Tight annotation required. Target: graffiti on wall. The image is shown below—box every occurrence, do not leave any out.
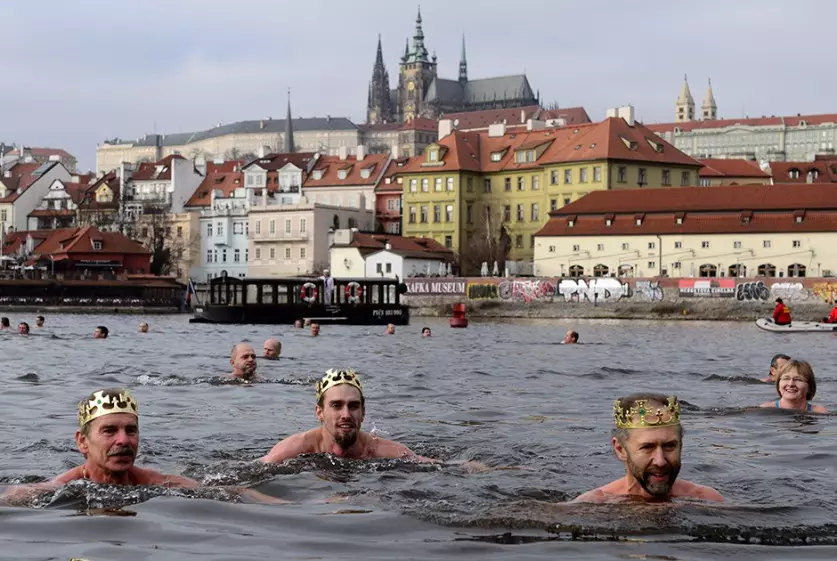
[498,279,557,303]
[735,281,770,302]
[680,279,736,298]
[634,280,664,302]
[770,282,810,302]
[467,282,499,300]
[557,278,630,303]
[812,283,837,303]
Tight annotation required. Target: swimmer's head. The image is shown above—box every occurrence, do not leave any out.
[1,317,9,328]
[315,368,364,408]
[35,315,44,327]
[76,388,139,471]
[18,322,29,335]
[263,338,281,359]
[386,324,395,335]
[768,353,790,381]
[94,326,109,339]
[421,327,431,337]
[563,330,579,344]
[138,322,149,333]
[775,359,816,401]
[230,343,257,379]
[310,322,320,336]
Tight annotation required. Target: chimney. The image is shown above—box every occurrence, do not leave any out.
[606,107,618,119]
[438,119,454,138]
[385,242,392,250]
[338,146,348,160]
[618,105,636,126]
[488,123,506,137]
[391,145,401,159]
[356,145,366,161]
[526,119,545,131]
[520,109,526,124]
[261,187,267,206]
[259,120,265,130]
[807,170,815,184]
[258,145,265,158]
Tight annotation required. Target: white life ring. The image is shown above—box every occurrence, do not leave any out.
[302,282,318,304]
[345,281,363,304]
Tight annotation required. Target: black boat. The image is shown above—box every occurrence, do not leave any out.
[189,275,410,325]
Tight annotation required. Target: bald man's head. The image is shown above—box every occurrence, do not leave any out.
[263,338,282,359]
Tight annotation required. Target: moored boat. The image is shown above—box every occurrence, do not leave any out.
[189,275,409,325]
[755,318,837,333]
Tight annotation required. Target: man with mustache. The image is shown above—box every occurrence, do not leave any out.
[573,393,723,503]
[259,369,433,463]
[230,343,258,380]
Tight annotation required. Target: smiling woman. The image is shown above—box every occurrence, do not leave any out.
[760,359,828,413]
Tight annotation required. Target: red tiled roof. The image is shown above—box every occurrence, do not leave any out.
[699,158,770,178]
[303,154,389,188]
[375,158,409,193]
[1,230,51,255]
[31,226,150,256]
[646,113,837,134]
[28,209,75,218]
[0,162,42,202]
[768,158,837,184]
[401,118,438,132]
[343,232,454,260]
[440,105,591,131]
[185,161,244,207]
[242,152,315,172]
[130,154,186,181]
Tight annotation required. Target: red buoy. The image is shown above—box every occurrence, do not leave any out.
[450,303,469,328]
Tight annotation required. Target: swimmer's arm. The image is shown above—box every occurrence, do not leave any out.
[758,401,775,408]
[259,432,309,464]
[569,489,607,503]
[0,480,61,505]
[812,404,829,414]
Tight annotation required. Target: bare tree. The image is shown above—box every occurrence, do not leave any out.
[134,209,198,277]
[460,203,511,276]
[224,147,242,161]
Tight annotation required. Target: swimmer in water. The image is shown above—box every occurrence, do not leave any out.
[310,322,320,337]
[260,369,435,463]
[1,389,285,504]
[18,322,30,335]
[294,320,303,328]
[385,324,395,335]
[138,322,149,333]
[762,353,790,383]
[35,315,44,328]
[421,327,431,337]
[230,343,258,380]
[93,326,109,339]
[760,359,827,413]
[573,393,724,503]
[0,317,9,330]
[263,338,281,359]
[562,330,579,344]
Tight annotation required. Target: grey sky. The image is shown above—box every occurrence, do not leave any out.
[3,0,833,170]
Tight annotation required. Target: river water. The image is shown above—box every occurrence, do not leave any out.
[0,313,836,560]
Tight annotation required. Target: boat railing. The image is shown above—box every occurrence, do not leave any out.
[206,277,403,306]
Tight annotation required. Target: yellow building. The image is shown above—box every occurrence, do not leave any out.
[397,109,702,274]
[533,183,837,278]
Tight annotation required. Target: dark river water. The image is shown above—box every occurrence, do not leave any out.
[1,313,836,560]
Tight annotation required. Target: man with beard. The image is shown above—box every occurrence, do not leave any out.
[573,393,723,503]
[259,369,433,463]
[230,343,258,380]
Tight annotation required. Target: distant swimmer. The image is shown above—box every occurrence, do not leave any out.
[263,338,282,359]
[760,359,827,413]
[562,330,579,344]
[18,322,30,335]
[310,322,320,337]
[260,369,435,463]
[304,318,312,327]
[762,353,790,383]
[230,343,258,380]
[294,320,303,328]
[421,327,432,337]
[385,324,395,335]
[35,315,44,328]
[772,298,792,326]
[0,317,9,330]
[573,394,724,503]
[138,322,149,333]
[93,326,109,339]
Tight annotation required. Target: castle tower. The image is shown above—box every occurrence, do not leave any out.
[701,78,717,121]
[396,6,437,122]
[366,35,395,124]
[675,74,695,123]
[459,35,468,83]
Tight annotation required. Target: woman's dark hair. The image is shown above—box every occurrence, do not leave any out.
[97,326,109,338]
[1,317,8,327]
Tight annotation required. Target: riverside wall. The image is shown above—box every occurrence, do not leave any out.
[402,277,837,321]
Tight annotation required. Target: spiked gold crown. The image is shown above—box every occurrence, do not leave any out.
[316,369,363,402]
[78,389,139,428]
[613,396,680,429]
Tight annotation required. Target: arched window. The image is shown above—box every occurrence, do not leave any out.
[568,265,584,278]
[618,264,634,278]
[593,264,609,278]
[788,263,806,278]
[758,263,776,277]
[728,264,746,278]
[699,264,717,277]
[789,168,800,180]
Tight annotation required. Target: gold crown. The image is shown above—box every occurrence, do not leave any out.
[613,396,680,429]
[316,369,363,402]
[78,389,139,427]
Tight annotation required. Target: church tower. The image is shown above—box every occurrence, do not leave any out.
[366,35,394,124]
[701,78,717,121]
[675,75,695,123]
[459,35,468,84]
[396,7,437,122]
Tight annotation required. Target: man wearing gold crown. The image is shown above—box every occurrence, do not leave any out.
[573,393,723,503]
[259,369,433,463]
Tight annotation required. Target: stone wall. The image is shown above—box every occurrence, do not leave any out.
[402,277,837,321]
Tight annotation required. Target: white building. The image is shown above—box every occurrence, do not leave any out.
[302,147,390,211]
[241,152,318,206]
[122,154,204,219]
[27,174,96,230]
[0,161,71,233]
[329,229,454,279]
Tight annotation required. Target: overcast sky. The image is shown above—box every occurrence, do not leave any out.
[3,0,833,170]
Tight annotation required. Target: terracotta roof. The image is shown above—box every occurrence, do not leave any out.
[1,230,51,255]
[28,147,74,160]
[440,105,591,130]
[242,152,315,172]
[375,158,409,193]
[130,154,186,181]
[0,162,42,202]
[768,157,837,184]
[401,118,438,132]
[341,232,454,260]
[31,226,150,257]
[396,117,699,175]
[185,161,244,207]
[303,154,389,188]
[29,209,75,218]
[647,113,837,134]
[699,158,770,178]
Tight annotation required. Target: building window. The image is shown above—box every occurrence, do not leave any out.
[409,206,416,223]
[300,247,306,259]
[597,243,604,251]
[285,219,291,233]
[466,203,473,224]
[580,167,588,183]
[285,247,291,259]
[206,223,213,236]
[428,150,438,162]
[674,241,682,249]
[234,249,240,262]
[532,175,540,190]
[564,169,572,184]
[483,178,491,193]
[300,218,307,233]
[699,178,711,187]
[177,226,183,237]
[255,248,261,260]
[792,240,801,248]
[376,263,382,273]
[551,170,559,184]
[233,222,243,234]
[763,240,771,248]
[662,169,671,186]
[433,205,441,222]
[517,204,524,221]
[702,241,710,248]
[0,210,6,221]
[617,166,627,183]
[549,245,556,253]
[550,199,558,211]
[503,205,511,222]
[269,220,275,234]
[255,220,261,234]
[216,223,223,236]
[504,177,512,191]
[435,177,443,191]
[681,171,690,186]
[447,177,454,191]
[269,247,276,260]
[445,205,453,222]
[648,242,656,249]
[531,203,539,221]
[466,176,473,192]
[672,262,681,270]
[221,249,227,263]
[141,227,148,238]
[619,242,629,251]
[245,248,249,261]
[734,241,742,249]
[410,179,417,192]
[789,168,800,179]
[420,206,427,223]
[593,166,601,182]
[515,235,523,248]
[444,235,452,248]
[638,168,647,185]
[648,261,656,269]
[517,177,524,191]
[421,178,429,192]
[206,249,212,263]
[572,244,580,252]
[564,197,571,205]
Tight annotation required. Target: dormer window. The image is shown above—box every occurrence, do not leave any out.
[634,213,644,226]
[568,219,575,228]
[620,137,639,151]
[646,138,664,153]
[337,169,348,180]
[313,170,324,180]
[604,213,614,227]
[490,152,503,162]
[514,150,535,163]
[789,168,800,179]
[427,150,439,162]
[92,240,102,250]
[360,168,372,179]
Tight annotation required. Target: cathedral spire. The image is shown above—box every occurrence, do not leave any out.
[284,89,295,153]
[701,78,717,121]
[411,5,428,63]
[675,74,695,122]
[375,33,384,68]
[459,35,468,83]
[367,35,393,124]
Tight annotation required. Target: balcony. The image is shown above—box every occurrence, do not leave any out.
[199,206,248,218]
[248,231,309,242]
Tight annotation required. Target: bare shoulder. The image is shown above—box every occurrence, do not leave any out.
[571,481,621,503]
[52,466,83,484]
[674,480,724,502]
[812,404,829,414]
[369,436,433,462]
[260,429,318,464]
[759,401,775,408]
